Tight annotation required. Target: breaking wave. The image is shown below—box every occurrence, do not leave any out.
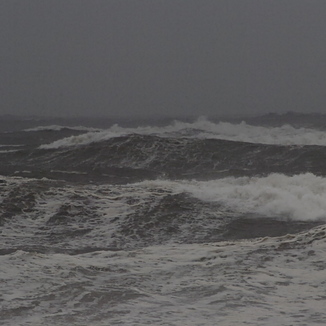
[173,173,326,221]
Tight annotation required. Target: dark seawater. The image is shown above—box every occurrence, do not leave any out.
[1,113,326,326]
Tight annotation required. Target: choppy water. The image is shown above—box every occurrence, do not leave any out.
[1,114,326,325]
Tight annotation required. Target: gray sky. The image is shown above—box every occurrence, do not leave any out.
[1,0,326,117]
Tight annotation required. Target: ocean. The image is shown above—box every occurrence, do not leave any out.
[1,113,326,326]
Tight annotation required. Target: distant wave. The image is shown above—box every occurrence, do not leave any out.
[39,117,326,149]
[24,125,100,132]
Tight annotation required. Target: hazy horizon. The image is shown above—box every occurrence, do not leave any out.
[2,110,326,119]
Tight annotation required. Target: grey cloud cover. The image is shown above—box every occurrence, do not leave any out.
[1,0,326,117]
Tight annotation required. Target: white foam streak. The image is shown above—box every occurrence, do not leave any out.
[176,173,326,221]
[39,117,326,149]
[0,149,19,153]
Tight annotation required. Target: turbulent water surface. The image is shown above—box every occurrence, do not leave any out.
[1,114,326,326]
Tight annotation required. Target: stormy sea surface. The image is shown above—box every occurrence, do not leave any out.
[1,113,326,326]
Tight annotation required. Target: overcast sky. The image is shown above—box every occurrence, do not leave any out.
[1,0,326,117]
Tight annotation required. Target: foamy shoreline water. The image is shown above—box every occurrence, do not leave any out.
[1,225,326,326]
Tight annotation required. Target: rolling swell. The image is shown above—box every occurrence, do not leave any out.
[1,176,321,254]
[2,134,326,182]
